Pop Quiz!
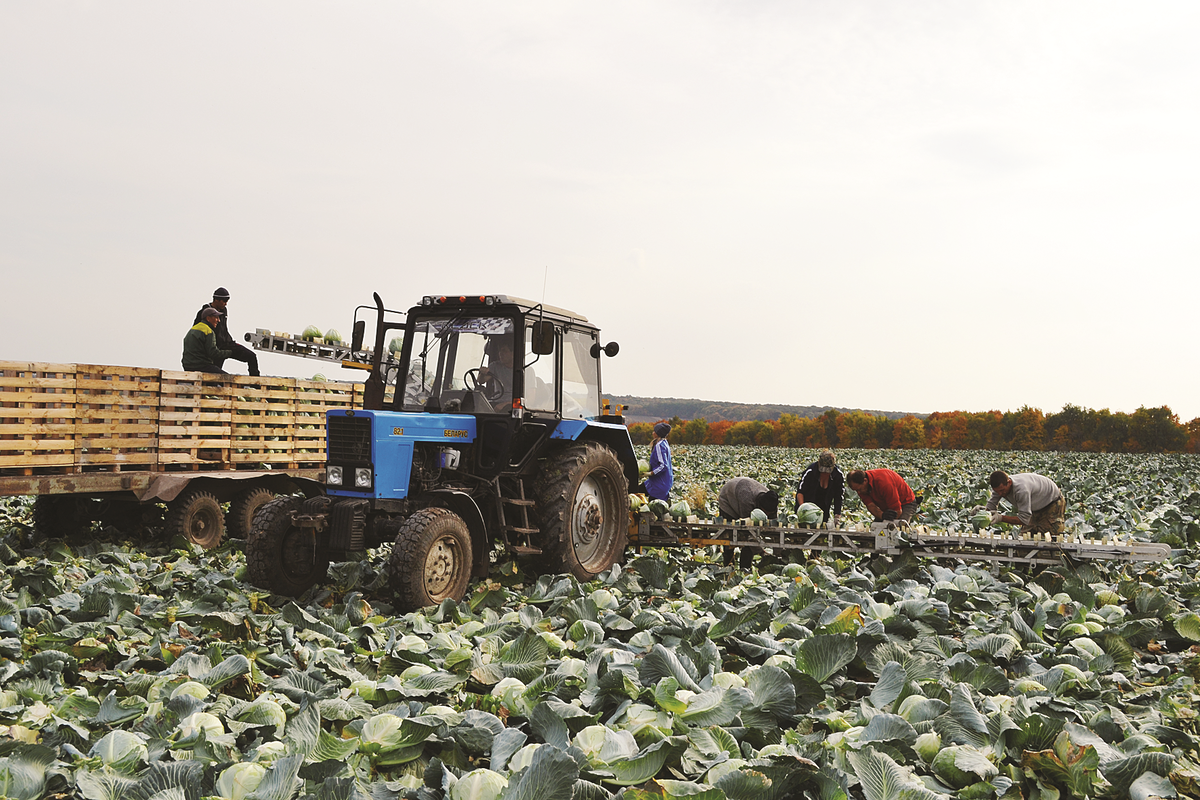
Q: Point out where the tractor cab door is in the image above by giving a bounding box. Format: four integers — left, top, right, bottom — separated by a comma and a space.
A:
521, 322, 601, 420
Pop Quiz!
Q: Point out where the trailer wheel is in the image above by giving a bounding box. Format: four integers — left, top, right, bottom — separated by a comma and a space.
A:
247, 496, 328, 596
165, 489, 225, 548
388, 508, 473, 610
227, 486, 276, 540
536, 442, 628, 581
32, 496, 93, 540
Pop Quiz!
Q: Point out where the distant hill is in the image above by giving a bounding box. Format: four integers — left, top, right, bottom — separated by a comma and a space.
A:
610, 395, 923, 424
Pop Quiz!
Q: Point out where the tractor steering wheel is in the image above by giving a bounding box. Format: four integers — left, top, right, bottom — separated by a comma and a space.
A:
463, 368, 505, 403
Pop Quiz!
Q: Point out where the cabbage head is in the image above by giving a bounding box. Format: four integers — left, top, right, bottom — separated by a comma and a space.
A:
90, 730, 148, 773
215, 762, 267, 800
324, 328, 343, 344
797, 503, 823, 526
572, 724, 639, 766
450, 769, 508, 800
236, 697, 287, 731
177, 712, 224, 743
170, 681, 210, 701
508, 743, 542, 773
360, 714, 406, 754
931, 745, 998, 788
301, 325, 323, 341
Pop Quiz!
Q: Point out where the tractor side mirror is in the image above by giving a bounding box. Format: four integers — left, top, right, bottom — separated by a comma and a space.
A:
531, 321, 555, 355
591, 341, 620, 358
351, 320, 365, 352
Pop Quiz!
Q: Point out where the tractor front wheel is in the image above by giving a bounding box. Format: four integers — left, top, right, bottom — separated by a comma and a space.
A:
165, 489, 225, 548
536, 442, 628, 581
247, 496, 328, 596
388, 508, 473, 611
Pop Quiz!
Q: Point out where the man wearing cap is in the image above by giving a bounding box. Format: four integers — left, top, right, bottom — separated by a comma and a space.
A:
795, 449, 845, 526
182, 306, 232, 374
193, 287, 260, 377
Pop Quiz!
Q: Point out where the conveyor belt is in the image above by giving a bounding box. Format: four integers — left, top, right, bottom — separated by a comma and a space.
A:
630, 515, 1171, 566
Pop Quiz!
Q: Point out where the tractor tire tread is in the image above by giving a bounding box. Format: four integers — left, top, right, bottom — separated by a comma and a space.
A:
388, 507, 473, 611
535, 441, 627, 581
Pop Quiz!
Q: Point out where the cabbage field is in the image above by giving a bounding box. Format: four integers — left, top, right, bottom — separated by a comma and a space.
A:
2, 447, 1200, 800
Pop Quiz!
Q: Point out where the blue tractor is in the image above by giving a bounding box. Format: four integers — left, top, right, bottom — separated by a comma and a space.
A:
246, 293, 638, 610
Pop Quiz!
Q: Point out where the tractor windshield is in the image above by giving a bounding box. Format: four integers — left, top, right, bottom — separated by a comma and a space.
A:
401, 315, 518, 414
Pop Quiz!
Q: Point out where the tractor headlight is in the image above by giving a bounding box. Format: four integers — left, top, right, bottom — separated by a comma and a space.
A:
326, 465, 343, 485
354, 467, 373, 488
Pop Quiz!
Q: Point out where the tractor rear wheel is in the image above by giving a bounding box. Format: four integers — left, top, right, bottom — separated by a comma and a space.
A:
536, 442, 628, 581
388, 508, 473, 610
165, 489, 225, 548
246, 495, 327, 596
227, 486, 276, 540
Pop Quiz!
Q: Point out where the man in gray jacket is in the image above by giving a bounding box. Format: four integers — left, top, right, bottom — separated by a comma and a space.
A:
718, 477, 779, 569
985, 471, 1065, 534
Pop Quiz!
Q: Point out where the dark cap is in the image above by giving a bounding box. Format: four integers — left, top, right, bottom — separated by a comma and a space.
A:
653, 422, 671, 438
201, 305, 223, 319
212, 287, 231, 300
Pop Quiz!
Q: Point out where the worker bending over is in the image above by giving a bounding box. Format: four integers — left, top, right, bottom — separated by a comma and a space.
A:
718, 476, 778, 569
984, 470, 1065, 535
847, 468, 919, 523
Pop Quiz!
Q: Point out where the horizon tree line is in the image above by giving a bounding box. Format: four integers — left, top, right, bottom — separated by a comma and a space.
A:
626, 404, 1200, 454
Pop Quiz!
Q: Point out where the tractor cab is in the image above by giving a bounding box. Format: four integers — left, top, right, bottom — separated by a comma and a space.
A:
393, 294, 604, 422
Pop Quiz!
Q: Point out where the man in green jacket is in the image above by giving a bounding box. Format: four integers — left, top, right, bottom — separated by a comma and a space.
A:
182, 306, 232, 374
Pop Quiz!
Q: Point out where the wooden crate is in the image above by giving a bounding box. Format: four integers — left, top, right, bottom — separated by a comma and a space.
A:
228, 375, 307, 468
0, 362, 365, 476
288, 379, 358, 466
158, 371, 235, 469
74, 364, 161, 471
0, 362, 78, 474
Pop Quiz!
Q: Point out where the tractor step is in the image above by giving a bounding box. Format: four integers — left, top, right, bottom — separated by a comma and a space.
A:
503, 498, 536, 507
509, 545, 543, 555
506, 525, 539, 535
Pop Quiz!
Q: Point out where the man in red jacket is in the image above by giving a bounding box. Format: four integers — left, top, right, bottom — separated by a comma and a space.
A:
847, 469, 919, 523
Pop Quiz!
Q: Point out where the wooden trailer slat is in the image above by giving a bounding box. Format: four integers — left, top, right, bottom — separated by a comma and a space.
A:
0, 362, 359, 481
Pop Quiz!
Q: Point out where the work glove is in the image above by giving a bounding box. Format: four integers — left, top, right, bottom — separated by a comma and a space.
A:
970, 505, 984, 514
990, 511, 1004, 525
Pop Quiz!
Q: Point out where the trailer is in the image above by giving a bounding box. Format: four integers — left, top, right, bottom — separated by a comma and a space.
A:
630, 515, 1172, 567
0, 361, 369, 545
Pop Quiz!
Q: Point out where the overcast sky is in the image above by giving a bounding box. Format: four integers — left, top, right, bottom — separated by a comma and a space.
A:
4, 2, 1198, 421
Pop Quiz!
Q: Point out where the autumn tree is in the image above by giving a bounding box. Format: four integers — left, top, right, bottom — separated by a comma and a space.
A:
891, 415, 926, 449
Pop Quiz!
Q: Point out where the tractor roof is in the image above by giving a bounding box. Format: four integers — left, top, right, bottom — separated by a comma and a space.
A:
416, 294, 591, 326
